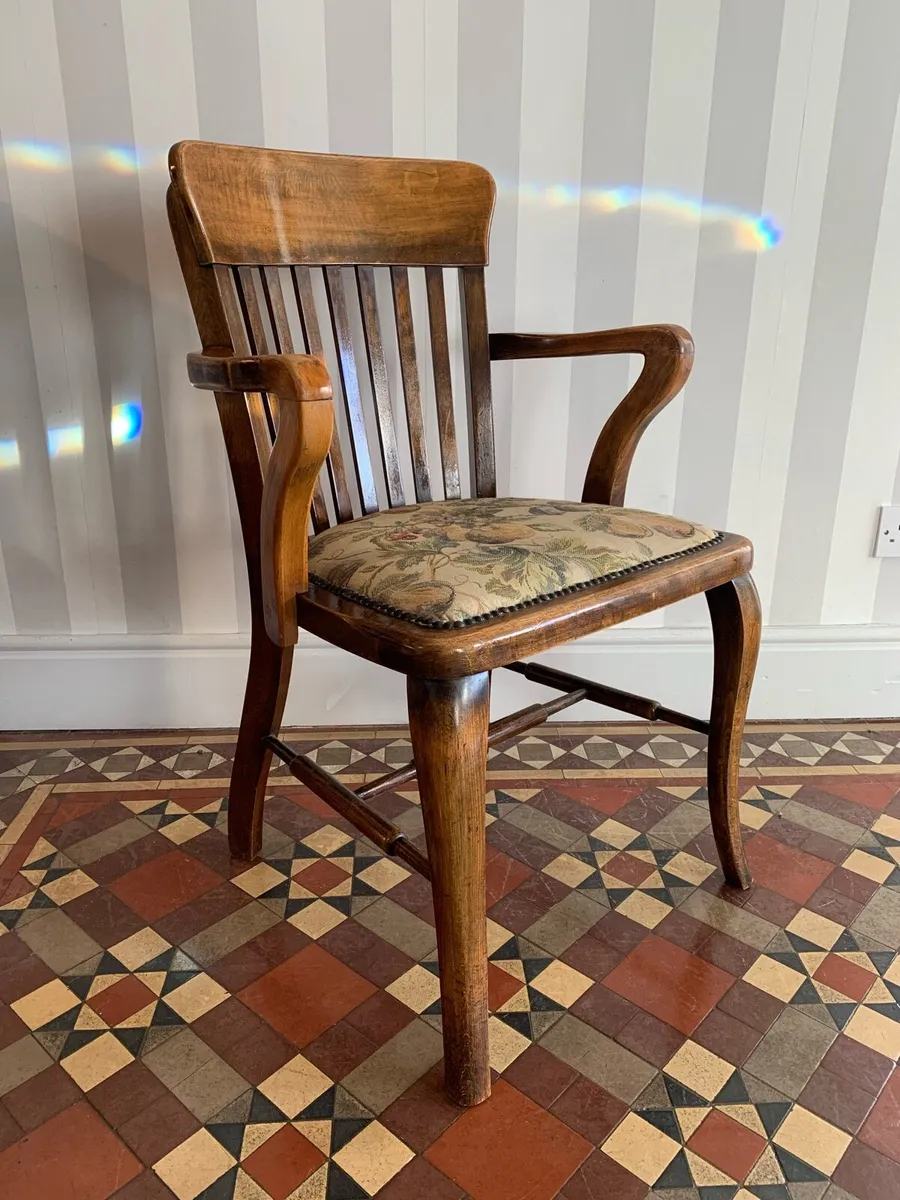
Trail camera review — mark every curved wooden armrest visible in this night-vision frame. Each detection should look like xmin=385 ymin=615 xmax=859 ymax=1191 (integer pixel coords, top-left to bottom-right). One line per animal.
xmin=187 ymin=351 xmax=334 ymax=647
xmin=488 ymin=325 xmax=693 ymax=506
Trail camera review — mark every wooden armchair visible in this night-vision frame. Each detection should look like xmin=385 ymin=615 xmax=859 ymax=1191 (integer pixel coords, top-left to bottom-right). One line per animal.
xmin=168 ymin=141 xmax=761 ymax=1109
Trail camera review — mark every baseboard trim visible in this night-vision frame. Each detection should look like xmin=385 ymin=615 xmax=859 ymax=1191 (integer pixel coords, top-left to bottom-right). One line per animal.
xmin=1 ymin=624 xmax=898 ymax=730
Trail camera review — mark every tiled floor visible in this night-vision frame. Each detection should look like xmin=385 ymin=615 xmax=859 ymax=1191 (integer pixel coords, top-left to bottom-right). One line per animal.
xmin=0 ymin=722 xmax=899 ymax=1198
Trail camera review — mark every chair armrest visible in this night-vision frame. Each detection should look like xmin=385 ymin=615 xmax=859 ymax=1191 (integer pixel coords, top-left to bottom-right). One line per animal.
xmin=488 ymin=325 xmax=693 ymax=505
xmin=187 ymin=351 xmax=334 ymax=647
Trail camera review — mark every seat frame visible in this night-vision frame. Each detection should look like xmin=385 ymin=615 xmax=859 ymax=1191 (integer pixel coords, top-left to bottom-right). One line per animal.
xmin=168 ymin=140 xmax=761 ymax=1108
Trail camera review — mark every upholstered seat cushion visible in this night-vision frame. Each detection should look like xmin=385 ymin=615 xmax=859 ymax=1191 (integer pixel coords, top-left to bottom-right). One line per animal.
xmin=307 ymin=498 xmax=720 ymax=629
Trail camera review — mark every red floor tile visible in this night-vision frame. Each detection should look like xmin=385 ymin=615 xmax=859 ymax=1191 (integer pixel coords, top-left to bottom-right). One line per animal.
xmin=554 ymin=782 xmax=646 ymax=816
xmin=559 ymin=1149 xmax=648 ymax=1200
xmin=426 ymin=1079 xmax=591 ymax=1200
xmin=744 ymin=833 xmax=834 ymax=903
xmin=815 ymin=778 xmax=899 ymax=811
xmin=603 ymin=933 xmax=734 ymax=1035
xmin=859 ymin=1067 xmax=900 ymax=1164
xmin=603 ymin=852 xmax=656 ymax=887
xmin=488 ymin=962 xmax=525 ymax=1009
xmin=813 ymin=953 xmax=878 ymax=1002
xmin=87 ymin=976 xmax=157 ymax=1026
xmin=238 ymin=942 xmax=377 ymax=1047
xmin=0 ymin=1101 xmax=141 ymax=1200
xmin=485 ymin=847 xmax=533 ymax=906
xmin=108 ymin=849 xmax=221 ymax=921
xmin=687 ymin=1108 xmax=766 ymax=1180
xmin=292 ymin=858 xmax=350 ymax=895
xmin=242 ymin=1124 xmax=326 ymax=1198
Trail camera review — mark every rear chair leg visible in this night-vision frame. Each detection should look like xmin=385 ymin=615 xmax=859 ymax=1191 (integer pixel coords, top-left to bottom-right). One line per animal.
xmin=408 ymin=673 xmax=491 ymax=1107
xmin=706 ymin=574 xmax=761 ymax=889
xmin=228 ymin=629 xmax=293 ymax=860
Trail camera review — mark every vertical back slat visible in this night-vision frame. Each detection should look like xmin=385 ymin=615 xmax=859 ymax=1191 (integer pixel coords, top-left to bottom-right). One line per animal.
xmin=390 ymin=267 xmax=432 ymax=503
xmin=292 ymin=266 xmax=353 ymax=524
xmin=459 ymin=267 xmax=495 ymax=497
xmin=324 ymin=266 xmax=378 ymax=514
xmin=215 ymin=266 xmax=273 ymax=469
xmin=356 ymin=267 xmax=405 ymax=507
xmin=234 ymin=266 xmax=278 ymax=438
xmin=260 ymin=267 xmax=329 ymax=532
xmin=424 ymin=267 xmax=461 ymax=500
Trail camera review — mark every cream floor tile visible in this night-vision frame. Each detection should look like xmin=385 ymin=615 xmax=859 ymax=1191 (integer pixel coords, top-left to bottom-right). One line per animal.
xmin=333 ymin=1121 xmax=414 ymax=1196
xmin=529 ymin=960 xmax=593 ymax=1007
xmin=844 ymin=1004 xmax=900 ymax=1060
xmin=60 ymin=1031 xmax=133 ymax=1091
xmin=543 ymin=853 xmax=595 ymax=888
xmin=664 ymin=1040 xmax=734 ymax=1102
xmin=743 ymin=956 xmax=806 ymax=1003
xmin=773 ymin=1105 xmax=852 ymax=1175
xmin=488 ymin=1015 xmax=531 ymax=1072
xmin=356 ymin=859 xmax=410 ymax=893
xmin=664 ymin=851 xmax=716 ymax=884
xmin=259 ymin=1054 xmax=331 ymax=1119
xmin=109 ymin=927 xmax=171 ymax=970
xmin=602 ymin=1112 xmax=681 ymax=1185
xmin=164 ymin=974 xmax=229 ymax=1022
xmin=153 ymin=1128 xmax=237 ymax=1199
xmin=233 ymin=862 xmax=287 ymax=897
xmin=302 ymin=825 xmax=353 ymax=856
xmin=615 ymin=891 xmax=671 ymax=930
xmin=842 ymin=849 xmax=894 ymax=884
xmin=386 ymin=965 xmax=442 ymax=1013
xmin=288 ymin=900 xmax=347 ymax=940
xmin=11 ymin=978 xmax=80 ymax=1028
xmin=786 ymin=908 xmax=845 ymax=950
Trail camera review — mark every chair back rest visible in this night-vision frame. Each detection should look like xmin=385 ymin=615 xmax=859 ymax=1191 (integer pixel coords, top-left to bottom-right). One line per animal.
xmin=168 ymin=140 xmax=497 ymax=531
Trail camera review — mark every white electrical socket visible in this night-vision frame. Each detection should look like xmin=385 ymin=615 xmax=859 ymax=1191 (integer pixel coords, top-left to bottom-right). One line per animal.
xmin=874 ymin=505 xmax=900 ymax=557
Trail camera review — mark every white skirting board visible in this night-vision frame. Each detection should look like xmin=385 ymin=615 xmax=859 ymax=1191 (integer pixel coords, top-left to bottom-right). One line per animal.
xmin=1 ymin=625 xmax=898 ymax=730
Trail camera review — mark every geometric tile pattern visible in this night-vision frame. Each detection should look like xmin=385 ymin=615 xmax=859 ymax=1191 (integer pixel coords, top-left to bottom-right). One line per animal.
xmin=0 ymin=721 xmax=899 ymax=1199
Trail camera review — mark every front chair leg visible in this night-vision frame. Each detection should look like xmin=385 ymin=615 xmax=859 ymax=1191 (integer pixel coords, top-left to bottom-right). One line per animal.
xmin=408 ymin=673 xmax=491 ymax=1107
xmin=228 ymin=627 xmax=293 ymax=860
xmin=706 ymin=574 xmax=762 ymax=889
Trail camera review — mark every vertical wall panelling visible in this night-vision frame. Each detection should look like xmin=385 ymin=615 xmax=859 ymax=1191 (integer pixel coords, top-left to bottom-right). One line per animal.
xmin=750 ymin=0 xmax=850 ymax=616
xmin=324 ymin=0 xmax=393 ymax=156
xmin=726 ymin=0 xmax=818 ymax=545
xmin=508 ymin=0 xmax=590 ymax=501
xmin=822 ymin=94 xmax=900 ymax=623
xmin=0 ymin=0 xmax=125 ymax=634
xmin=626 ymin=0 xmax=720 ymax=525
xmin=874 ymin=451 xmax=900 ymax=624
xmin=257 ymin=0 xmax=329 ymax=153
xmin=771 ymin=0 xmax=900 ymax=625
xmin=121 ymin=0 xmax=238 ymax=635
xmin=565 ymin=0 xmax=655 ymax=503
xmin=457 ymin=0 xmax=524 ymax=496
xmin=53 ymin=0 xmax=181 ymax=633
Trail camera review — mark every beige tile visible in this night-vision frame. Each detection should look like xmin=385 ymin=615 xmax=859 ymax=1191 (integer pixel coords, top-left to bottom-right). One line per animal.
xmin=543 ymin=853 xmax=595 ymax=888
xmin=738 ymin=802 xmax=772 ymax=830
xmin=664 ymin=851 xmax=716 ymax=884
xmin=258 ymin=1054 xmax=331 ymax=1119
xmin=664 ymin=1040 xmax=734 ymax=1102
xmin=11 ymin=978 xmax=79 ymax=1028
xmin=873 ymin=813 xmax=900 ymax=840
xmin=486 ymin=918 xmax=512 ymax=955
xmin=844 ymin=1004 xmax=900 ymax=1059
xmin=488 ymin=1015 xmax=531 ymax=1072
xmin=675 ymin=1107 xmax=708 ymax=1141
xmin=885 ymin=956 xmax=900 ymax=987
xmin=615 ymin=891 xmax=671 ymax=929
xmin=109 ymin=927 xmax=171 ymax=971
xmin=743 ymin=956 xmax=806 ymax=1003
xmin=356 ymin=859 xmax=409 ymax=893
xmin=386 ymin=965 xmax=441 ymax=1013
xmin=153 ymin=1128 xmax=236 ymax=1199
xmin=530 ymin=961 xmax=592 ymax=1007
xmin=288 ymin=899 xmax=347 ymax=940
xmin=40 ymin=869 xmax=98 ymax=906
xmin=60 ymin=1031 xmax=133 ymax=1091
xmin=602 ymin=1112 xmax=680 ymax=1185
xmin=231 ymin=1168 xmax=271 ymax=1200
xmin=685 ymin=1149 xmax=737 ymax=1188
xmin=590 ymin=818 xmax=639 ymax=849
xmin=773 ymin=1105 xmax=852 ymax=1174
xmin=238 ymin=1122 xmax=281 ymax=1160
xmin=842 ymin=849 xmax=894 ymax=884
xmin=164 ymin=974 xmax=229 ymax=1022
xmin=786 ymin=908 xmax=844 ymax=950
xmin=160 ymin=815 xmax=209 ymax=844
xmin=332 ymin=1120 xmax=414 ymax=1195
xmin=302 ymin=825 xmax=353 ymax=856
xmin=232 ymin=862 xmax=286 ymax=897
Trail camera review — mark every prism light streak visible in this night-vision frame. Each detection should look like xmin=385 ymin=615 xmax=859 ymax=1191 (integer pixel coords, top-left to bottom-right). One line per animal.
xmin=45 ymin=402 xmax=143 ymax=459
xmin=4 ymin=140 xmax=68 ymax=171
xmin=510 ymin=181 xmax=782 ymax=251
xmin=0 ymin=440 xmax=20 ymax=468
xmin=47 ymin=425 xmax=84 ymax=458
xmin=110 ymin=402 xmax=143 ymax=446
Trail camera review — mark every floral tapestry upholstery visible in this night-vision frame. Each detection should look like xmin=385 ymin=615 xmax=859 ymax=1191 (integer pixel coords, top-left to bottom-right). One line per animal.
xmin=307 ymin=498 xmax=721 ymax=629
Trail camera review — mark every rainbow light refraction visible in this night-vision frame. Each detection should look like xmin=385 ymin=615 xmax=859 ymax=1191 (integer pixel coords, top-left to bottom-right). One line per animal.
xmin=47 ymin=425 xmax=84 ymax=458
xmin=101 ymin=146 xmax=140 ymax=175
xmin=0 ymin=440 xmax=20 ymax=468
xmin=111 ymin=402 xmax=143 ymax=445
xmin=5 ymin=140 xmax=68 ymax=171
xmin=513 ymin=181 xmax=782 ymax=251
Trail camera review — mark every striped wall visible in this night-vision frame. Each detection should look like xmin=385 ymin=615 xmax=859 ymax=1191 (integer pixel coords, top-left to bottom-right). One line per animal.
xmin=1 ymin=2 xmax=900 ymax=669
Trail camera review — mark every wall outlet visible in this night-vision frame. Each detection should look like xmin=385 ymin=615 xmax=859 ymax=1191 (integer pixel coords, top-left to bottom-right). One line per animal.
xmin=874 ymin=505 xmax=900 ymax=557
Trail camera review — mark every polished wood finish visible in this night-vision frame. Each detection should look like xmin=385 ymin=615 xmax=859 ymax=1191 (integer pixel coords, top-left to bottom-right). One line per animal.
xmin=491 ymin=325 xmax=694 ymax=506
xmin=265 ymin=737 xmax=431 ymax=879
xmin=408 ymin=674 xmax=491 ymax=1106
xmin=169 ymin=140 xmax=763 ymax=1106
xmin=706 ymin=575 xmax=762 ymax=889
xmin=503 ymin=660 xmax=711 ymax=735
